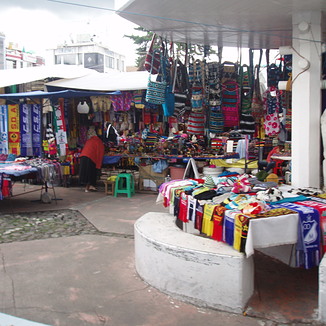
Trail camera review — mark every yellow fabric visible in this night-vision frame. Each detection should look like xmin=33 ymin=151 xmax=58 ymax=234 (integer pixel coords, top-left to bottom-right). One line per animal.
xmin=107 ymin=176 xmax=117 ymax=181
xmin=209 ymin=159 xmax=258 ymax=168
xmin=62 ymin=166 xmax=70 ymax=175
xmin=8 ymin=104 xmax=20 ymax=155
xmin=233 ymin=213 xmax=249 ymax=252
xmin=202 ymin=204 xmax=216 ymax=237
xmin=265 ymin=173 xmax=279 ymax=183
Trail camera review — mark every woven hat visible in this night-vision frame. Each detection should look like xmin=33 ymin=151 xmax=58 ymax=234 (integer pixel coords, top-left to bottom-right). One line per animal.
xmin=204 ymin=175 xmax=215 ymax=189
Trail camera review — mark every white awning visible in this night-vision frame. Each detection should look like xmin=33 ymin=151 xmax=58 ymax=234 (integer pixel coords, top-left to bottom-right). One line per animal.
xmin=45 ymin=71 xmax=149 ymax=91
xmin=0 ymin=65 xmax=98 ymax=88
xmin=117 ymin=0 xmax=326 ymax=49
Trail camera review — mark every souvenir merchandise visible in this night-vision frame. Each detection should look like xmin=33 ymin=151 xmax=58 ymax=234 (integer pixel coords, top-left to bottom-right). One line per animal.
xmin=144 ymin=33 xmax=161 ymax=74
xmin=157 ymin=176 xmax=326 ymax=271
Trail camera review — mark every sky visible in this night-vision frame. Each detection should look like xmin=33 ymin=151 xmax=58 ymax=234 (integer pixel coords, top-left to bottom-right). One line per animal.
xmin=0 ymin=0 xmax=279 ymax=68
xmin=0 ymin=0 xmax=140 ymax=66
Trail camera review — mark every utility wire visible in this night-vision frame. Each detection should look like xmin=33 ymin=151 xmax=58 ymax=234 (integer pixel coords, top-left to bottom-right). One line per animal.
xmin=47 ymin=0 xmax=324 ymax=46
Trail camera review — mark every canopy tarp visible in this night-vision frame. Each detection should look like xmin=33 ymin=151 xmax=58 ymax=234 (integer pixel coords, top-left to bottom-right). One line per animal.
xmin=0 ymin=65 xmax=97 ymax=88
xmin=0 ymin=89 xmax=121 ymax=101
xmin=45 ymin=71 xmax=149 ymax=91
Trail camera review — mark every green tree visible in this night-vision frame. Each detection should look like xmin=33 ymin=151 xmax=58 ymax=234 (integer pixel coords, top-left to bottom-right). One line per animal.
xmin=124 ymin=27 xmax=154 ymax=69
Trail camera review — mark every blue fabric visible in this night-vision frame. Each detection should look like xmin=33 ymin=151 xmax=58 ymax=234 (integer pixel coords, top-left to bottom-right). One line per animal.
xmin=269 ymin=195 xmax=308 ymax=204
xmin=0 ymin=164 xmax=38 ymax=177
xmin=223 ymin=212 xmax=235 ymax=246
xmin=32 ymin=104 xmax=42 ymax=157
xmin=162 ymin=85 xmax=175 ymax=116
xmin=273 ymin=202 xmax=320 ymax=269
xmin=102 ymin=156 xmax=121 ymax=165
xmin=20 ymin=104 xmax=33 ymax=157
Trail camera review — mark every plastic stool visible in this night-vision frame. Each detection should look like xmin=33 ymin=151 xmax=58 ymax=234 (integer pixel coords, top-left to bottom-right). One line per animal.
xmin=114 ymin=173 xmax=135 ymax=198
xmin=272 ymin=160 xmax=283 ymax=176
xmin=104 ymin=180 xmax=115 ymax=195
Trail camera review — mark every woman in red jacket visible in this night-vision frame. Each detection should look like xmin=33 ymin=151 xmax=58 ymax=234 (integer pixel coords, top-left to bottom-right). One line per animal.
xmin=258 ymin=142 xmax=285 ymax=173
xmin=79 ymin=127 xmax=105 ymax=192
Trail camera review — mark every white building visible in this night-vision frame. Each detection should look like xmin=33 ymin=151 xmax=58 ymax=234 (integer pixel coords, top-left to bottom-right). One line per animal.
xmin=47 ymin=34 xmax=126 ymax=73
xmin=0 ymin=33 xmax=5 ymax=70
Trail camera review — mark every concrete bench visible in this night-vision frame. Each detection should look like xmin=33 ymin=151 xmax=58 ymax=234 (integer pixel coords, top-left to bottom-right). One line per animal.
xmin=134 ymin=212 xmax=254 ymax=313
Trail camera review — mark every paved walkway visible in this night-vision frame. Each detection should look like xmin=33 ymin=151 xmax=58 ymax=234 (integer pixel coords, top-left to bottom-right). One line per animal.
xmin=0 ymin=183 xmax=320 ymax=326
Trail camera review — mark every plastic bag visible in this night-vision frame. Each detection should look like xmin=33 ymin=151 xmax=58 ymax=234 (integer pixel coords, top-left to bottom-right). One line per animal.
xmin=152 ymin=159 xmax=168 ymax=173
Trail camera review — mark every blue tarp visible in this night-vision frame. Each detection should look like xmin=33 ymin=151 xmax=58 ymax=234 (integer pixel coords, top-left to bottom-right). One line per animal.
xmin=0 ymin=89 xmax=121 ymax=101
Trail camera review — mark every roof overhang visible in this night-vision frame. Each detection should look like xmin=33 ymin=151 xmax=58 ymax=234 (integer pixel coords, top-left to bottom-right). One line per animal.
xmin=0 ymin=65 xmax=98 ymax=88
xmin=45 ymin=71 xmax=149 ymax=91
xmin=117 ymin=0 xmax=326 ymax=49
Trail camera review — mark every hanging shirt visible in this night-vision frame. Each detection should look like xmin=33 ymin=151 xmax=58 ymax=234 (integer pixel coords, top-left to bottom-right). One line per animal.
xmin=111 ymin=92 xmax=133 ymax=111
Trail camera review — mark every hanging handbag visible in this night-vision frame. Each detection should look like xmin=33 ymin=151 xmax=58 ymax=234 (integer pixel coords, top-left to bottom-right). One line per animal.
xmin=145 ymin=52 xmax=167 ymax=105
xmin=77 ymin=100 xmax=90 ymax=114
xmin=162 ymin=84 xmax=175 ymax=116
xmin=251 ymin=65 xmax=264 ymax=122
xmin=144 ymin=34 xmax=161 ymax=75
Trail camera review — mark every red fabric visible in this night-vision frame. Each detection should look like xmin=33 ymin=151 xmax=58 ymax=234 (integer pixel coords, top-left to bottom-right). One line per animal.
xmin=267 ymin=146 xmax=281 ymax=163
xmin=211 ymin=206 xmax=226 ymax=241
xmin=80 ymin=136 xmax=105 ymax=169
xmin=178 ymin=193 xmax=189 ymax=223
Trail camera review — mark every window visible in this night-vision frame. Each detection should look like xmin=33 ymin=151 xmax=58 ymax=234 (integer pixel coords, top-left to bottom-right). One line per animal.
xmin=55 ymin=55 xmax=62 ymax=64
xmin=62 ymin=54 xmax=76 ymax=65
xmin=78 ymin=54 xmax=83 ymax=65
xmin=105 ymin=56 xmax=114 ymax=69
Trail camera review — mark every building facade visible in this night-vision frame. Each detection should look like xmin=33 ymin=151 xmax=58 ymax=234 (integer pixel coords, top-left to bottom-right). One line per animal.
xmin=47 ymin=34 xmax=126 ymax=73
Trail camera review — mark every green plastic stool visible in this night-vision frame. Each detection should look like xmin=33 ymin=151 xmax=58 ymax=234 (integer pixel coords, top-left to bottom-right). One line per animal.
xmin=114 ymin=173 xmax=135 ymax=198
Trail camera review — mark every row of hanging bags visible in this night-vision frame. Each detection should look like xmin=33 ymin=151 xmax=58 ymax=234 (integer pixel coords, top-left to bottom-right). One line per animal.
xmin=145 ymin=35 xmax=175 ymax=117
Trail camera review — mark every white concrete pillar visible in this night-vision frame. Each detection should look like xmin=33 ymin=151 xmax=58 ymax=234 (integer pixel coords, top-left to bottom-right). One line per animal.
xmin=291 ymin=11 xmax=322 ymax=188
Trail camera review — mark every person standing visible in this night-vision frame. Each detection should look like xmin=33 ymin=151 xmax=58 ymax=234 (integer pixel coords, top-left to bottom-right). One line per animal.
xmin=79 ymin=127 xmax=105 ymax=192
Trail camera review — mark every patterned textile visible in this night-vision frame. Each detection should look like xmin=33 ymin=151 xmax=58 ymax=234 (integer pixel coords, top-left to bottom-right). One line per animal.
xmin=0 ymin=105 xmax=8 ymax=154
xmin=8 ymin=104 xmax=20 ymax=155
xmin=187 ymin=111 xmax=205 ymax=135
xmin=111 ymin=92 xmax=133 ymax=111
xmin=221 ymin=80 xmax=240 ymax=128
xmin=20 ymin=104 xmax=33 ymax=156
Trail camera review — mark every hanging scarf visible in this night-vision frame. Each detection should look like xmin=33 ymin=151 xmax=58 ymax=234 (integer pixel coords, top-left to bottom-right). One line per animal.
xmin=8 ymin=104 xmax=20 ymax=155
xmin=233 ymin=213 xmax=250 ymax=253
xmin=0 ymin=173 xmax=3 ymax=200
xmin=274 ymin=203 xmax=320 ymax=269
xmin=0 ymin=105 xmax=8 ymax=154
xmin=32 ymin=104 xmax=42 ymax=157
xmin=53 ymin=102 xmax=68 ymax=156
xmin=202 ymin=204 xmax=216 ymax=237
xmin=20 ymin=104 xmax=33 ymax=156
xmin=178 ymin=192 xmax=189 ymax=223
xmin=295 ymin=200 xmax=326 ymax=255
xmin=223 ymin=210 xmax=238 ymax=246
xmin=211 ymin=205 xmax=226 ymax=242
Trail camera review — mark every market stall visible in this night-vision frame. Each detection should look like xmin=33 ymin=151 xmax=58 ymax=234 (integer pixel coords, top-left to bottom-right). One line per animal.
xmin=0 ymin=43 xmax=295 ymax=196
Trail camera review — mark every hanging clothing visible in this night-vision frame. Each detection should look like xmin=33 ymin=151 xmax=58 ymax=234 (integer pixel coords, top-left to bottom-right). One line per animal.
xmin=110 ymin=92 xmax=133 ymax=111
